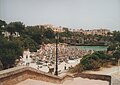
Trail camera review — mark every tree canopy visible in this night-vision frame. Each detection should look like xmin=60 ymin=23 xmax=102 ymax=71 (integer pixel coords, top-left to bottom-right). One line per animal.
xmin=0 ymin=36 xmax=23 ymax=69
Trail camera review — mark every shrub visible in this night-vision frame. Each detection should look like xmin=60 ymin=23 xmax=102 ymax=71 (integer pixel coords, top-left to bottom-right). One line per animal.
xmin=69 ymin=64 xmax=84 ymax=73
xmin=80 ymin=54 xmax=101 ymax=70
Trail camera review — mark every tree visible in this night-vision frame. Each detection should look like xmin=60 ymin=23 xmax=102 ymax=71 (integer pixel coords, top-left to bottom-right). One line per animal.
xmin=0 ymin=20 xmax=7 ymax=35
xmin=93 ymin=51 xmax=111 ymax=60
xmin=80 ymin=51 xmax=112 ymax=71
xmin=22 ymin=35 xmax=39 ymax=52
xmin=113 ymin=50 xmax=120 ymax=60
xmin=44 ymin=28 xmax=55 ymax=39
xmin=80 ymin=54 xmax=101 ymax=70
xmin=12 ymin=22 xmax=25 ymax=33
xmin=0 ymin=20 xmax=7 ymax=28
xmin=24 ymin=26 xmax=43 ymax=44
xmin=0 ymin=36 xmax=23 ymax=69
xmin=6 ymin=23 xmax=15 ymax=35
xmin=113 ymin=31 xmax=120 ymax=42
xmin=59 ymin=27 xmax=72 ymax=38
xmin=6 ymin=21 xmax=25 ymax=36
xmin=107 ymin=44 xmax=116 ymax=51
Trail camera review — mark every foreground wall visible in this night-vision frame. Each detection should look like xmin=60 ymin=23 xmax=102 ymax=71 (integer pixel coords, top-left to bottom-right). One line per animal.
xmin=0 ymin=66 xmax=111 ymax=85
xmin=0 ymin=66 xmax=73 ymax=85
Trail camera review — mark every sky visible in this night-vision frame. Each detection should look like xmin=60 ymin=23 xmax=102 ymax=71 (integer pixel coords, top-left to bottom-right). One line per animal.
xmin=0 ymin=0 xmax=120 ymax=31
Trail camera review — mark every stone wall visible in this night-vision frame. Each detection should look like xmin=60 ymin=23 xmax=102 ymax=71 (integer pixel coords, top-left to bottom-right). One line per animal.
xmin=0 ymin=66 xmax=73 ymax=85
xmin=0 ymin=66 xmax=111 ymax=85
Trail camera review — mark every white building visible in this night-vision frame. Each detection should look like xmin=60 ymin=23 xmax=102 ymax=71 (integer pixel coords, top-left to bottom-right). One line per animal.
xmin=2 ymin=31 xmax=20 ymax=37
xmin=39 ymin=24 xmax=65 ymax=32
xmin=22 ymin=49 xmax=32 ymax=65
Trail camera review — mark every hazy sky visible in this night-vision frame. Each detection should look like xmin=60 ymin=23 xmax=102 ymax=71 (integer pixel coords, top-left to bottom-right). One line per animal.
xmin=0 ymin=0 xmax=120 ymax=31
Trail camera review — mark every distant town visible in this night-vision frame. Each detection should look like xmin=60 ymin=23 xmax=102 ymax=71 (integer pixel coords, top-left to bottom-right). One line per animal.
xmin=39 ymin=24 xmax=111 ymax=35
xmin=2 ymin=24 xmax=111 ymax=37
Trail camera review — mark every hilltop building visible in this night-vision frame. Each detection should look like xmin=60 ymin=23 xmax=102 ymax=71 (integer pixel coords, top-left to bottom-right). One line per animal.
xmin=71 ymin=28 xmax=111 ymax=36
xmin=39 ymin=24 xmax=65 ymax=32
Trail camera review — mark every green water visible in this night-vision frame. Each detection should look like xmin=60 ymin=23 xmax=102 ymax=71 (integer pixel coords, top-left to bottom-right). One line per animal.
xmin=70 ymin=46 xmax=107 ymax=51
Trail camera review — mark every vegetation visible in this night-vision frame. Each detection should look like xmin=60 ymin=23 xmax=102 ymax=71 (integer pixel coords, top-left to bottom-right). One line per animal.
xmin=0 ymin=36 xmax=23 ymax=69
xmin=0 ymin=20 xmax=63 ymax=70
xmin=24 ymin=26 xmax=55 ymax=44
xmin=80 ymin=51 xmax=112 ymax=70
xmin=69 ymin=51 xmax=113 ymax=73
xmin=0 ymin=20 xmax=7 ymax=35
xmin=70 ymin=31 xmax=120 ymax=73
xmin=113 ymin=31 xmax=120 ymax=42
xmin=0 ymin=19 xmax=72 ymax=70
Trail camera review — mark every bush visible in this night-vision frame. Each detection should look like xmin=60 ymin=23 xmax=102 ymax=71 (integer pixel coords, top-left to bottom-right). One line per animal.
xmin=93 ymin=51 xmax=111 ymax=60
xmin=80 ymin=54 xmax=101 ymax=70
xmin=113 ymin=50 xmax=120 ymax=60
xmin=69 ymin=64 xmax=84 ymax=73
xmin=80 ymin=51 xmax=113 ymax=71
xmin=0 ymin=40 xmax=22 ymax=69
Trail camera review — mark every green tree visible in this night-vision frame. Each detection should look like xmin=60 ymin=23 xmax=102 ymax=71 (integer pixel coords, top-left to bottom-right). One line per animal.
xmin=0 ymin=20 xmax=7 ymax=27
xmin=113 ymin=50 xmax=120 ymax=60
xmin=0 ymin=20 xmax=7 ymax=35
xmin=59 ymin=27 xmax=72 ymax=37
xmin=80 ymin=54 xmax=101 ymax=70
xmin=22 ymin=35 xmax=39 ymax=52
xmin=113 ymin=31 xmax=120 ymax=42
xmin=44 ymin=28 xmax=55 ymax=39
xmin=107 ymin=44 xmax=117 ymax=51
xmin=12 ymin=22 xmax=25 ymax=33
xmin=0 ymin=36 xmax=22 ymax=69
xmin=24 ymin=26 xmax=43 ymax=44
xmin=80 ymin=51 xmax=112 ymax=71
xmin=6 ymin=23 xmax=16 ymax=35
xmin=93 ymin=51 xmax=111 ymax=60
xmin=6 ymin=21 xmax=25 ymax=36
